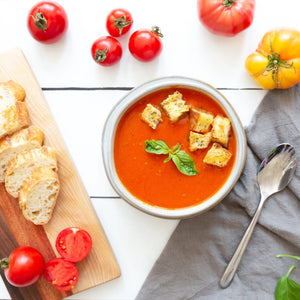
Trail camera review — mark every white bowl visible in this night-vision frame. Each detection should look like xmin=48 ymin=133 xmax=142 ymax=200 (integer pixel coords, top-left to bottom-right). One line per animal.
xmin=102 ymin=76 xmax=247 ymax=219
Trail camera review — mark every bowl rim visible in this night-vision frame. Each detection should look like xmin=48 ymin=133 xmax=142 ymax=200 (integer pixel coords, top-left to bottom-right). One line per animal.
xmin=102 ymin=76 xmax=247 ymax=219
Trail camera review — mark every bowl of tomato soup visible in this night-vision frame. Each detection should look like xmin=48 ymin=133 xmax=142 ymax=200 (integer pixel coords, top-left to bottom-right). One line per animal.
xmin=102 ymin=77 xmax=246 ymax=219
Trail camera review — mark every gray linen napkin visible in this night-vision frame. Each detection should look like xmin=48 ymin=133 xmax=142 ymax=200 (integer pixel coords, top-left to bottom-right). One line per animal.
xmin=136 ymin=84 xmax=300 ymax=300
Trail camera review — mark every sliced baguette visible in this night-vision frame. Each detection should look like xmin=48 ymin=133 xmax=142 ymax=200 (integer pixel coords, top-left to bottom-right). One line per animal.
xmin=5 ymin=146 xmax=57 ymax=198
xmin=0 ymin=101 xmax=29 ymax=139
xmin=19 ymin=167 xmax=60 ymax=225
xmin=0 ymin=126 xmax=44 ymax=182
xmin=0 ymin=81 xmax=26 ymax=103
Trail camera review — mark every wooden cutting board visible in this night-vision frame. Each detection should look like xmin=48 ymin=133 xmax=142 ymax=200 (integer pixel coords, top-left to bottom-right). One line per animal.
xmin=0 ymin=49 xmax=120 ymax=300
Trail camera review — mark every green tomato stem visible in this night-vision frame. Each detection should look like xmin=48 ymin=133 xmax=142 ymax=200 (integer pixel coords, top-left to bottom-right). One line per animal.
xmin=95 ymin=48 xmax=108 ymax=63
xmin=223 ymin=0 xmax=235 ymax=8
xmin=0 ymin=257 xmax=9 ymax=270
xmin=114 ymin=16 xmax=132 ymax=35
xmin=33 ymin=12 xmax=48 ymax=31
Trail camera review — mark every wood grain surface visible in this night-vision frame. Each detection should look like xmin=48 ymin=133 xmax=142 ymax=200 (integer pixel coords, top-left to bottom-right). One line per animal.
xmin=0 ymin=48 xmax=120 ymax=300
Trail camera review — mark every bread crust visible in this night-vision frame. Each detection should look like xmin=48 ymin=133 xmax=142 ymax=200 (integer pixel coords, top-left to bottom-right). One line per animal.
xmin=5 ymin=146 xmax=58 ymax=197
xmin=19 ymin=167 xmax=60 ymax=225
xmin=0 ymin=126 xmax=44 ymax=182
xmin=0 ymin=80 xmax=26 ymax=102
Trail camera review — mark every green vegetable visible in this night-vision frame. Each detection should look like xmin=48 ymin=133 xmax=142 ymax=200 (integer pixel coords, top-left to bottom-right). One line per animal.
xmin=145 ymin=140 xmax=198 ymax=176
xmin=275 ymin=265 xmax=300 ymax=300
xmin=275 ymin=254 xmax=300 ymax=300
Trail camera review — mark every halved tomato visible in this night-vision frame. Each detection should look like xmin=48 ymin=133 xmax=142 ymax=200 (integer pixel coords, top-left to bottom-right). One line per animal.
xmin=55 ymin=227 xmax=92 ymax=262
xmin=44 ymin=258 xmax=79 ymax=291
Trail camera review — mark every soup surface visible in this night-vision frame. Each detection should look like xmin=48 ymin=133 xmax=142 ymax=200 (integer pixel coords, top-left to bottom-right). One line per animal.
xmin=114 ymin=87 xmax=236 ymax=209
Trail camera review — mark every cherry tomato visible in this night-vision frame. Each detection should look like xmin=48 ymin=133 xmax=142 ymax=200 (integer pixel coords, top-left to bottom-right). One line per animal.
xmin=55 ymin=227 xmax=92 ymax=262
xmin=128 ymin=27 xmax=163 ymax=62
xmin=0 ymin=247 xmax=45 ymax=287
xmin=44 ymin=258 xmax=79 ymax=291
xmin=91 ymin=36 xmax=122 ymax=66
xmin=27 ymin=1 xmax=68 ymax=44
xmin=106 ymin=8 xmax=133 ymax=37
xmin=197 ymin=0 xmax=255 ymax=37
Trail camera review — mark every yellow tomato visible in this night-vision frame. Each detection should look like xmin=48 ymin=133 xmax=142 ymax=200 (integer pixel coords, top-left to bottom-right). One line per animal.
xmin=245 ymin=28 xmax=300 ymax=89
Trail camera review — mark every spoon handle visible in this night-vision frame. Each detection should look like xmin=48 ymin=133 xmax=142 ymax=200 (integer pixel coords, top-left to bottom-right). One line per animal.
xmin=220 ymin=197 xmax=265 ymax=288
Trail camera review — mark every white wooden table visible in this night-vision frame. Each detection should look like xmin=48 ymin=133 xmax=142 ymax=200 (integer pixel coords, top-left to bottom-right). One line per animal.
xmin=0 ymin=0 xmax=299 ymax=299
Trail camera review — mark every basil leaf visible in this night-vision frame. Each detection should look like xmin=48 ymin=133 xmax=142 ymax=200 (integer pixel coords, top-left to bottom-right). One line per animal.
xmin=145 ymin=140 xmax=169 ymax=155
xmin=171 ymin=143 xmax=181 ymax=154
xmin=275 ymin=265 xmax=300 ymax=300
xmin=171 ymin=150 xmax=199 ymax=176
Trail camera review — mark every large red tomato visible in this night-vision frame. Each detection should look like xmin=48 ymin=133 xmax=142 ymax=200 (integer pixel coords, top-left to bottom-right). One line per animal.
xmin=27 ymin=1 xmax=68 ymax=44
xmin=197 ymin=0 xmax=255 ymax=37
xmin=0 ymin=247 xmax=45 ymax=287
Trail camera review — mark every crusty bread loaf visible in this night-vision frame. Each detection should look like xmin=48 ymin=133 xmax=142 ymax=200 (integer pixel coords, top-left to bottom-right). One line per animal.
xmin=0 ymin=126 xmax=44 ymax=182
xmin=0 ymin=80 xmax=29 ymax=139
xmin=19 ymin=167 xmax=60 ymax=225
xmin=5 ymin=146 xmax=57 ymax=198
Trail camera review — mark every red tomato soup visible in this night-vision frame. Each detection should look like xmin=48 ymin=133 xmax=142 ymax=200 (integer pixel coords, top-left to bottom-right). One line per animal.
xmin=114 ymin=88 xmax=236 ymax=209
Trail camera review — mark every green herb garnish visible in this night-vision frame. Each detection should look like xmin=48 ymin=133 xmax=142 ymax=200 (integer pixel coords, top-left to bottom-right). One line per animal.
xmin=145 ymin=140 xmax=198 ymax=176
xmin=275 ymin=255 xmax=300 ymax=300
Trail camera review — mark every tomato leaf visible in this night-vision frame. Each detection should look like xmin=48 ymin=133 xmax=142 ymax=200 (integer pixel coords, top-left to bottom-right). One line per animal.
xmin=145 ymin=140 xmax=169 ymax=155
xmin=145 ymin=140 xmax=198 ymax=176
xmin=275 ymin=265 xmax=300 ymax=300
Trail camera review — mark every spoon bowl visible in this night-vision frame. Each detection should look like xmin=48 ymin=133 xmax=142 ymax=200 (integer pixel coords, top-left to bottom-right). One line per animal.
xmin=220 ymin=143 xmax=297 ymax=289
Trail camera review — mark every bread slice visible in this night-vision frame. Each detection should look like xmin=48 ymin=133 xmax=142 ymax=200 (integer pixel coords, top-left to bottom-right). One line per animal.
xmin=0 ymin=126 xmax=44 ymax=182
xmin=19 ymin=167 xmax=60 ymax=225
xmin=0 ymin=81 xmax=29 ymax=139
xmin=0 ymin=81 xmax=26 ymax=103
xmin=5 ymin=146 xmax=57 ymax=198
xmin=0 ymin=101 xmax=29 ymax=139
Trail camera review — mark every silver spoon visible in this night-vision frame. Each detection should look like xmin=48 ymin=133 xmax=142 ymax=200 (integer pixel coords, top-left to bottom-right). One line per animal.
xmin=220 ymin=143 xmax=297 ymax=289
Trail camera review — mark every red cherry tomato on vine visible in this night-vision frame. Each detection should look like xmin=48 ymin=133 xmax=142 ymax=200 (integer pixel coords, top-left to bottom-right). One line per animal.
xmin=0 ymin=247 xmax=45 ymax=287
xmin=44 ymin=258 xmax=79 ymax=291
xmin=55 ymin=227 xmax=92 ymax=262
xmin=128 ymin=27 xmax=163 ymax=62
xmin=106 ymin=8 xmax=133 ymax=37
xmin=197 ymin=0 xmax=255 ymax=37
xmin=27 ymin=1 xmax=68 ymax=44
xmin=91 ymin=36 xmax=122 ymax=66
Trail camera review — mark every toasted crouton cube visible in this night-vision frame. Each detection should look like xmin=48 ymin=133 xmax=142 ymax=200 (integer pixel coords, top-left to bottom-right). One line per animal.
xmin=203 ymin=143 xmax=232 ymax=167
xmin=161 ymin=91 xmax=190 ymax=122
xmin=190 ymin=108 xmax=214 ymax=133
xmin=141 ymin=104 xmax=162 ymax=129
xmin=189 ymin=131 xmax=212 ymax=152
xmin=211 ymin=115 xmax=231 ymax=147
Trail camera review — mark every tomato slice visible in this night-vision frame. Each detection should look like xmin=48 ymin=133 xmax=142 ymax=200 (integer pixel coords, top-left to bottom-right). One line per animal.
xmin=55 ymin=227 xmax=92 ymax=262
xmin=44 ymin=258 xmax=79 ymax=291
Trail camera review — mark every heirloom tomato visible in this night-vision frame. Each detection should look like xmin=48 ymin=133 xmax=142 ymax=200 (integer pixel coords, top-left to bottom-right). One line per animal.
xmin=197 ymin=0 xmax=255 ymax=37
xmin=1 ymin=247 xmax=45 ymax=287
xmin=27 ymin=1 xmax=68 ymax=44
xmin=128 ymin=27 xmax=163 ymax=62
xmin=91 ymin=36 xmax=122 ymax=66
xmin=245 ymin=28 xmax=300 ymax=89
xmin=106 ymin=8 xmax=133 ymax=37
xmin=55 ymin=227 xmax=92 ymax=262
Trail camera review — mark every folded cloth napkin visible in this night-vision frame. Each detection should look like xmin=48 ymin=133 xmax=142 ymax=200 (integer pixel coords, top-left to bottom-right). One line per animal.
xmin=136 ymin=84 xmax=300 ymax=300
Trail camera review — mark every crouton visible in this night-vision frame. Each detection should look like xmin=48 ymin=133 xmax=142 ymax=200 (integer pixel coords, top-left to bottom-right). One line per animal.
xmin=190 ymin=108 xmax=214 ymax=133
xmin=211 ymin=115 xmax=231 ymax=147
xmin=189 ymin=131 xmax=212 ymax=152
xmin=161 ymin=91 xmax=190 ymax=122
xmin=141 ymin=104 xmax=162 ymax=129
xmin=203 ymin=143 xmax=232 ymax=167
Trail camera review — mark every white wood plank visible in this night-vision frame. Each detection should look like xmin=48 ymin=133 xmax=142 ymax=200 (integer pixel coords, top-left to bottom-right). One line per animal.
xmin=0 ymin=0 xmax=299 ymax=87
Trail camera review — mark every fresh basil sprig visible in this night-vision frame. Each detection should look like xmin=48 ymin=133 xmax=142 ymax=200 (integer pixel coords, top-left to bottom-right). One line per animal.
xmin=145 ymin=140 xmax=198 ymax=176
xmin=275 ymin=255 xmax=300 ymax=300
